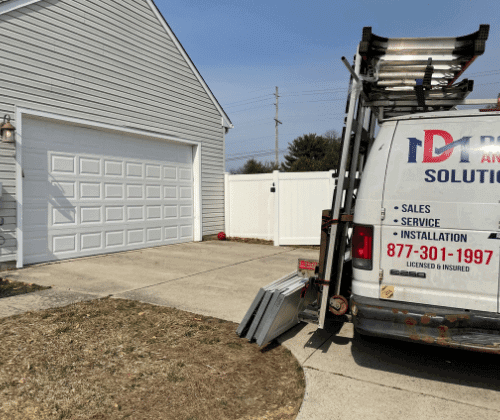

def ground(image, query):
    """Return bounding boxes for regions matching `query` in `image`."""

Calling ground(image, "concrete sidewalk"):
[2,241,500,420]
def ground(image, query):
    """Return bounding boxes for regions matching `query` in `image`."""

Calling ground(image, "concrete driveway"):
[4,241,500,420]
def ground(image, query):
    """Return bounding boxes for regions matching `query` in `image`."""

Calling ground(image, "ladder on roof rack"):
[316,25,490,329]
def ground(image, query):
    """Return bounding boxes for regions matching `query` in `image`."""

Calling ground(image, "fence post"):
[224,172,230,237]
[273,170,280,246]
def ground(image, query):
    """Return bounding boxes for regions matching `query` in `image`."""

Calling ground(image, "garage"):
[21,116,199,265]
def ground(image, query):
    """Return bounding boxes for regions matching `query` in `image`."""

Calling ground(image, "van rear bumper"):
[351,294,500,354]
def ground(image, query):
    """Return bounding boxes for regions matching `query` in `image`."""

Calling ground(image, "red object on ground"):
[218,232,226,240]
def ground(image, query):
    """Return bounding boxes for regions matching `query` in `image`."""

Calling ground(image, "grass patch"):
[0,298,305,420]
[0,278,49,299]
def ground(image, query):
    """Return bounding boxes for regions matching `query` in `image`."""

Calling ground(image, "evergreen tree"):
[233,158,276,174]
[281,132,341,172]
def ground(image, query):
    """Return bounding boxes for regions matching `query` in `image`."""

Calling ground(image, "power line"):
[228,117,274,125]
[223,94,273,106]
[226,135,275,146]
[224,97,275,109]
[228,103,275,114]
[280,97,346,104]
[280,89,348,98]
[226,148,288,161]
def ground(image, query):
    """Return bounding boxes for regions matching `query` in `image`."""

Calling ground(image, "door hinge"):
[379,269,384,282]
[381,207,386,220]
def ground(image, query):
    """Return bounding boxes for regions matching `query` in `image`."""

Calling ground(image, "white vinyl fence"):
[224,170,336,246]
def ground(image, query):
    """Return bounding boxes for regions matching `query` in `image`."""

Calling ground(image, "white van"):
[350,109,500,352]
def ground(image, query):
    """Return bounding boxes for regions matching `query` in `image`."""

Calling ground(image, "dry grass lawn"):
[0,298,305,420]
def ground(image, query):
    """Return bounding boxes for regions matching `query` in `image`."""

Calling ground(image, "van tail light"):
[352,224,373,270]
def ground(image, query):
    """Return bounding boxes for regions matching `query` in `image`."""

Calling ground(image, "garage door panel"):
[146,185,161,199]
[51,154,77,175]
[52,207,77,226]
[146,206,162,220]
[147,227,162,242]
[80,207,102,224]
[180,225,193,239]
[106,231,125,248]
[104,183,124,199]
[164,226,179,240]
[23,118,195,265]
[105,206,125,222]
[52,234,77,254]
[179,187,193,199]
[104,160,124,177]
[126,184,144,199]
[126,162,144,178]
[80,182,102,200]
[179,168,193,181]
[79,158,101,176]
[127,229,145,245]
[127,206,145,221]
[179,205,193,218]
[81,232,103,251]
[163,166,177,180]
[146,164,161,179]
[163,205,178,218]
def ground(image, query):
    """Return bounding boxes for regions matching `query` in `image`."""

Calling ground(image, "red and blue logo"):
[406,130,500,183]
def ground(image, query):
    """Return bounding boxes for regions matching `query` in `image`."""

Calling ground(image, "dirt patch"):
[0,278,50,299]
[0,298,305,420]
[204,235,320,250]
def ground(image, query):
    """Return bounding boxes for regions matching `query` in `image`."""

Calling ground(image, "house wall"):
[0,0,227,262]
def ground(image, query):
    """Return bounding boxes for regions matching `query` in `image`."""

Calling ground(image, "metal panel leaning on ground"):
[0,0,231,263]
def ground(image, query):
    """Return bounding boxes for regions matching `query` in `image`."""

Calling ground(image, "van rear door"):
[379,114,500,312]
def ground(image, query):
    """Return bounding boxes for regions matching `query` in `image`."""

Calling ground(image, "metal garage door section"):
[22,117,194,264]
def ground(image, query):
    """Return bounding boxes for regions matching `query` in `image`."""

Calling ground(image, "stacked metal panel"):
[237,272,314,347]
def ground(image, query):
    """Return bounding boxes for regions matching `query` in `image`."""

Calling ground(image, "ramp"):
[237,272,314,347]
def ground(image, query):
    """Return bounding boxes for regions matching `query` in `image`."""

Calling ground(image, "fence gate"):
[225,170,336,245]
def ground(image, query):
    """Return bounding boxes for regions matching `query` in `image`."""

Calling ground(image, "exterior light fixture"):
[0,115,15,143]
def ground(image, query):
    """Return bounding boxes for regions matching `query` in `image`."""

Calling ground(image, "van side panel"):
[379,116,500,312]
[352,122,396,299]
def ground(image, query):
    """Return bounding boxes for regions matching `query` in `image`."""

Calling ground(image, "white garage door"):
[22,117,195,265]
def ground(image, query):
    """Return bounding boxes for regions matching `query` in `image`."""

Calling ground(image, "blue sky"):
[155,0,500,172]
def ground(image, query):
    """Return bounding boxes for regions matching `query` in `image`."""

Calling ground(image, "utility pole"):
[274,86,282,168]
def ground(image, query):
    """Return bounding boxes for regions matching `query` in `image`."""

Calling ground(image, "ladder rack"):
[361,25,489,118]
[316,25,490,328]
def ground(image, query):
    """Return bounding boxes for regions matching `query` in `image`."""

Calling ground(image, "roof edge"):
[0,0,42,15]
[147,0,233,129]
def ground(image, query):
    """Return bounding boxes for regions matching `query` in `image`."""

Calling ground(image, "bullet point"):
[393,232,397,236]
[394,206,399,210]
[394,220,398,223]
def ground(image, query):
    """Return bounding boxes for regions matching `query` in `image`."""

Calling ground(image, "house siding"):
[0,0,226,262]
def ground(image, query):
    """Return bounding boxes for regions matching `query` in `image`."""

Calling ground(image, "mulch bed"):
[0,298,305,420]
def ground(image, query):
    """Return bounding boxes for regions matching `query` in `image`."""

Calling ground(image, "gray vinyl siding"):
[0,0,227,261]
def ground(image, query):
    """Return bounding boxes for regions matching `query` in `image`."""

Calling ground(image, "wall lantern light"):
[1,115,15,143]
